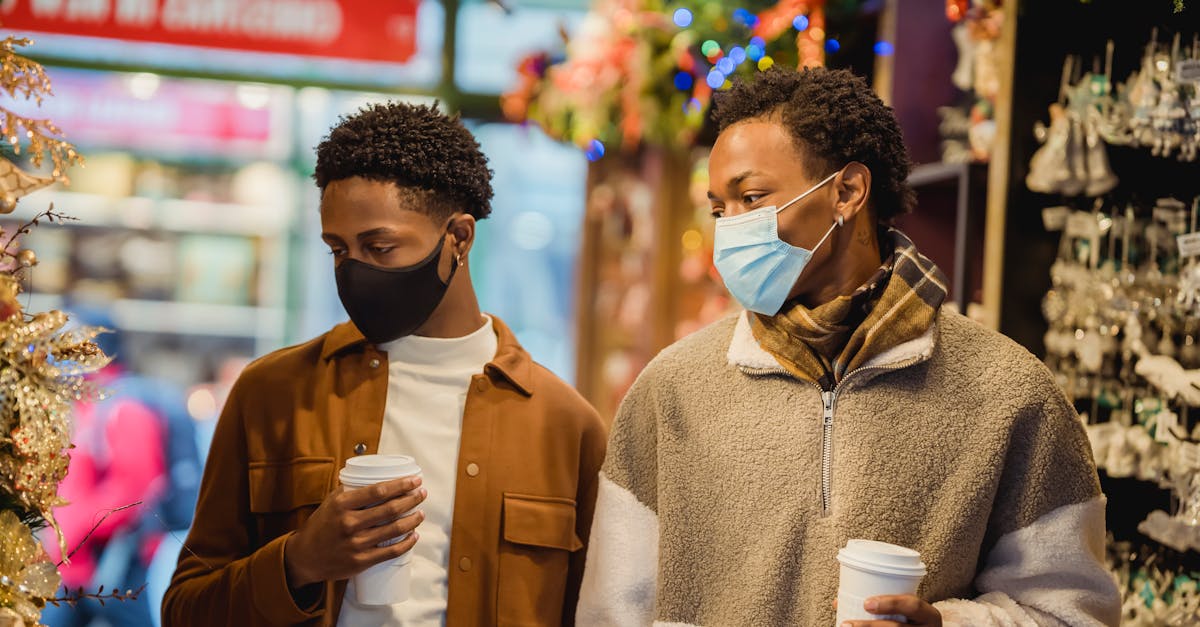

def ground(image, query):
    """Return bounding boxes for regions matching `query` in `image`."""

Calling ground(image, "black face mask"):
[334,233,458,344]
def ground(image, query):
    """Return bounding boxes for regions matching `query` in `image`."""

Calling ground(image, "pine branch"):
[0,37,83,177]
[1,203,75,261]
[58,501,143,566]
[0,37,53,104]
[46,583,146,607]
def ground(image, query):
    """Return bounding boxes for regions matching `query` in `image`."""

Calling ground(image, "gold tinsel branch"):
[0,36,82,179]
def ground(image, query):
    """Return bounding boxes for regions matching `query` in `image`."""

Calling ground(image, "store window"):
[454,0,587,94]
[469,121,587,382]
[3,68,297,389]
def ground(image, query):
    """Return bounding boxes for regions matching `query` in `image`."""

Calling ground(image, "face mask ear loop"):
[810,218,842,253]
[773,170,842,215]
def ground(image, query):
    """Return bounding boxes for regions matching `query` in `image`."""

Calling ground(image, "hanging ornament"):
[0,159,53,215]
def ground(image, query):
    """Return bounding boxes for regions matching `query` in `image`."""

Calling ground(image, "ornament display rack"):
[10,188,289,349]
[0,159,294,387]
[987,0,1200,618]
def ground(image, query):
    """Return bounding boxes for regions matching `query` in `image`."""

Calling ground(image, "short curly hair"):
[712,67,914,223]
[314,101,494,221]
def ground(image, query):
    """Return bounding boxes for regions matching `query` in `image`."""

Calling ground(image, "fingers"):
[352,488,427,531]
[842,595,940,627]
[361,530,421,569]
[358,509,425,549]
[340,475,423,509]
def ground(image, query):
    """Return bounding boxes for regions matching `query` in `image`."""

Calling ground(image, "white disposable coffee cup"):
[835,539,927,625]
[339,454,423,606]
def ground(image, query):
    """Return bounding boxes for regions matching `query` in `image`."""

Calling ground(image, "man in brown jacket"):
[163,102,607,626]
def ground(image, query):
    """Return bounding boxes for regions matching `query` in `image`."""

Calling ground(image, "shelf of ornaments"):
[13,189,292,237]
[20,293,284,340]
[1,188,290,341]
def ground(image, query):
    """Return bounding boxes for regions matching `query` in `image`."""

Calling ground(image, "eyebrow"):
[708,169,764,201]
[320,227,408,244]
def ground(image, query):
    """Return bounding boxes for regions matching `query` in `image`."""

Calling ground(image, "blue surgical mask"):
[713,170,841,315]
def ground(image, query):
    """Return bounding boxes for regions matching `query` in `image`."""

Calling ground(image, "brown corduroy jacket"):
[162,316,607,626]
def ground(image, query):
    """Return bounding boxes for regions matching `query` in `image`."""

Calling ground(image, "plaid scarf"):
[748,229,948,387]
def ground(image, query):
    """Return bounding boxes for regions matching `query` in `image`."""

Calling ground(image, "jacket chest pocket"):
[247,457,334,544]
[497,492,583,626]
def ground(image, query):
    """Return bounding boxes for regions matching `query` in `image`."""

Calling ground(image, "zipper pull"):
[822,391,835,426]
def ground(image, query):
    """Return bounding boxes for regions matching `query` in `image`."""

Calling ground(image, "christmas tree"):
[0,34,117,627]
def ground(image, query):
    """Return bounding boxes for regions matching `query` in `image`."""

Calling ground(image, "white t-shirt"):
[337,316,497,627]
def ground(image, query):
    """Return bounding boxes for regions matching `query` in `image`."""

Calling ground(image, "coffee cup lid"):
[340,454,422,485]
[837,539,927,577]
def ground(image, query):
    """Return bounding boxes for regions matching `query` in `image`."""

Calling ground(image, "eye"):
[328,248,347,257]
[368,245,396,255]
[742,193,764,206]
[710,206,725,219]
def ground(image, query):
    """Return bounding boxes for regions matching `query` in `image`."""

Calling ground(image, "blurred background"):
[0,0,1196,624]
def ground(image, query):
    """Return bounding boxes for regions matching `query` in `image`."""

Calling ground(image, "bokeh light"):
[707,68,726,89]
[674,70,694,91]
[793,15,809,31]
[874,41,894,56]
[585,139,605,162]
[673,8,693,28]
[825,38,840,53]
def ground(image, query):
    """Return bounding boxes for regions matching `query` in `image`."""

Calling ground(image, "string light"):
[585,139,605,161]
[673,8,693,28]
[793,15,809,31]
[706,68,726,89]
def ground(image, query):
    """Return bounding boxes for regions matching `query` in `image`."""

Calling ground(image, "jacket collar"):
[321,314,534,396]
[726,310,937,378]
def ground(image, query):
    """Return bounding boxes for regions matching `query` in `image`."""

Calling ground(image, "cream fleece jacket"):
[577,310,1120,627]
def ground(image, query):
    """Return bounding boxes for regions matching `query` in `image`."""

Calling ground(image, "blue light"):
[673,8,693,28]
[744,14,759,28]
[793,15,809,31]
[585,139,605,162]
[732,8,750,25]
[825,38,841,53]
[706,69,726,89]
[750,36,765,49]
[683,98,702,114]
[716,57,735,74]
[746,44,764,61]
[729,46,747,65]
[674,70,694,91]
[874,41,894,56]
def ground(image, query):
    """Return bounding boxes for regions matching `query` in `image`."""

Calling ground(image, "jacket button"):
[465,463,479,477]
[368,358,381,369]
[459,556,472,572]
[354,443,367,455]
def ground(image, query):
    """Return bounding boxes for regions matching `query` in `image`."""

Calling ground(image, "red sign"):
[1,0,420,63]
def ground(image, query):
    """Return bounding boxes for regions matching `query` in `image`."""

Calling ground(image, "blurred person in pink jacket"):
[41,326,168,627]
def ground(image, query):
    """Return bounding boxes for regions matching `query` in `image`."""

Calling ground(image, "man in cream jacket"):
[576,67,1120,627]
